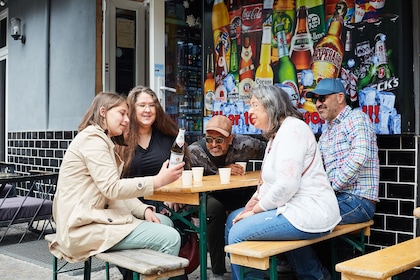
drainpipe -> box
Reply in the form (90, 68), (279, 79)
(45, 0), (51, 127)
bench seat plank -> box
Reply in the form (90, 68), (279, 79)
(225, 220), (373, 270)
(46, 234), (189, 280)
(336, 237), (420, 280)
(96, 249), (189, 280)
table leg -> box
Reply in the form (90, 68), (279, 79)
(199, 192), (208, 280)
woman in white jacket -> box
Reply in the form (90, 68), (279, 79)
(225, 85), (341, 280)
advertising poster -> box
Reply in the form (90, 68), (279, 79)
(202, 0), (414, 135)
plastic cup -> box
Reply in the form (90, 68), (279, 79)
(192, 167), (204, 183)
(235, 162), (247, 173)
(218, 168), (231, 184)
(182, 170), (193, 186)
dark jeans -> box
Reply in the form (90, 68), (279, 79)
(206, 187), (256, 275)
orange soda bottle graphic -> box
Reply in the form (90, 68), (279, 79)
(311, 15), (344, 83)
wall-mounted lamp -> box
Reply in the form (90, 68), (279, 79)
(10, 18), (26, 44)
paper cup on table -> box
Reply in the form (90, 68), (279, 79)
(235, 162), (247, 173)
(218, 168), (231, 184)
(182, 170), (193, 186)
(192, 167), (204, 183)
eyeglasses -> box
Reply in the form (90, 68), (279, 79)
(136, 103), (156, 110)
(205, 136), (225, 144)
(311, 95), (331, 104)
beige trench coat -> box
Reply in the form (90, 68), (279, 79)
(49, 125), (156, 262)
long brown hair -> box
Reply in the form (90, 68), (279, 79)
(78, 92), (128, 145)
(119, 86), (186, 175)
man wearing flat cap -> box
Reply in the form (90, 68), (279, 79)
(290, 78), (380, 279)
(188, 115), (266, 280)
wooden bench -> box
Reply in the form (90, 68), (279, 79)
(45, 234), (189, 280)
(335, 208), (420, 280)
(336, 236), (420, 280)
(224, 220), (374, 280)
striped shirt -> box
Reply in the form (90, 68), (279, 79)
(319, 106), (379, 201)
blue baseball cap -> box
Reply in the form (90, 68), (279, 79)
(306, 78), (347, 97)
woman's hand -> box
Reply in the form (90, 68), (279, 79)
(232, 210), (254, 224)
(153, 160), (185, 188)
(144, 208), (161, 223)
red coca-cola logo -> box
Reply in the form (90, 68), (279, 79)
(242, 6), (262, 31)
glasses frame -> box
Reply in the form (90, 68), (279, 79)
(205, 136), (225, 145)
(135, 103), (156, 110)
(311, 94), (331, 104)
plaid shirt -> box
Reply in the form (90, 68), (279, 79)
(319, 106), (379, 201)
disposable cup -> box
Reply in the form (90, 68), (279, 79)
(182, 170), (193, 186)
(192, 167), (204, 182)
(218, 168), (231, 184)
(235, 162), (247, 173)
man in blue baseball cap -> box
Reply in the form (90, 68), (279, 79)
(288, 78), (380, 279)
(306, 78), (347, 122)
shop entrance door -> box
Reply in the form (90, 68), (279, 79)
(103, 0), (147, 95)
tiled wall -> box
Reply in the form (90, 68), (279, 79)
(369, 136), (419, 250)
(5, 132), (420, 247)
(7, 131), (76, 174)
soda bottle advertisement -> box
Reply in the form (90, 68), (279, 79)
(202, 0), (413, 135)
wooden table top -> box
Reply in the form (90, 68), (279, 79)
(145, 170), (260, 205)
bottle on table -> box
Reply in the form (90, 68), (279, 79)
(169, 128), (185, 167)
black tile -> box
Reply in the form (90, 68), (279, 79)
(39, 150), (45, 157)
(55, 150), (63, 158)
(376, 199), (398, 215)
(378, 182), (386, 197)
(401, 136), (415, 149)
(64, 131), (73, 139)
(388, 183), (414, 199)
(46, 150), (53, 157)
(55, 131), (63, 139)
(380, 167), (398, 181)
(46, 131), (54, 139)
(386, 216), (413, 232)
(377, 135), (400, 149)
(42, 141), (49, 149)
(50, 141), (58, 149)
(400, 200), (415, 216)
(388, 151), (415, 166)
(370, 230), (396, 246)
(400, 167), (415, 182)
(397, 233), (414, 243)
(372, 214), (384, 230)
(42, 158), (49, 166)
(60, 141), (68, 149)
(39, 132), (45, 139)
(378, 150), (386, 165)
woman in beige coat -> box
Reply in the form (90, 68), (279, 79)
(49, 92), (185, 264)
